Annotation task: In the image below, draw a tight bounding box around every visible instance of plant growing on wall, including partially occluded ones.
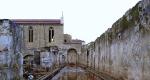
[120,16,129,32]
[12,63,19,71]
[130,2,140,22]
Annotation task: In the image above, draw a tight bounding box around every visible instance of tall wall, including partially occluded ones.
[0,19,23,80]
[80,1,150,80]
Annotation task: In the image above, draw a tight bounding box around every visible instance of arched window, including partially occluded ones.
[29,26,33,42]
[49,27,54,42]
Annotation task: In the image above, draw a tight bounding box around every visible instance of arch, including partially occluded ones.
[23,54,34,65]
[23,54,34,59]
[67,48,78,66]
[28,26,33,42]
[67,48,77,53]
[49,27,54,42]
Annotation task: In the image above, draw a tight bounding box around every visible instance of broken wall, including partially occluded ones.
[0,19,23,80]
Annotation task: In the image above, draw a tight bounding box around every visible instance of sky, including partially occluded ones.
[0,0,140,43]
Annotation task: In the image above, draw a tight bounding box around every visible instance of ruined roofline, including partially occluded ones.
[11,19,63,25]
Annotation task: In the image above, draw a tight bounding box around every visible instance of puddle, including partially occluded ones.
[51,66,102,80]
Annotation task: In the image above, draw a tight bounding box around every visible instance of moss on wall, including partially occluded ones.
[97,2,140,41]
[130,2,140,22]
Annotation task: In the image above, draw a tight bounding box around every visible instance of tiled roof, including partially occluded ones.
[11,19,63,25]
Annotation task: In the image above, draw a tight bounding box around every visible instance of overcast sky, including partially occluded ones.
[0,0,140,43]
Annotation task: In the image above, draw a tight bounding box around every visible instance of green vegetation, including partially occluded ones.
[119,3,140,32]
[13,63,19,71]
[107,31,113,43]
[130,2,140,22]
[119,16,130,32]
[113,3,140,33]
[98,2,141,42]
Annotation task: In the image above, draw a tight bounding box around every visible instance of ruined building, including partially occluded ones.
[11,19,84,67]
[0,0,149,80]
[0,18,84,79]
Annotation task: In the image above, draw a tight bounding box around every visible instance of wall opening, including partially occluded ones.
[28,26,33,42]
[49,27,54,42]
[67,48,78,66]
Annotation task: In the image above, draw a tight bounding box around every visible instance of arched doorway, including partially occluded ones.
[23,54,34,65]
[67,48,78,65]
[23,54,34,75]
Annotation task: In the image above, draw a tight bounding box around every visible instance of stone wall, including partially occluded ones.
[0,19,23,80]
[21,24,64,56]
[80,1,150,80]
[22,24,64,49]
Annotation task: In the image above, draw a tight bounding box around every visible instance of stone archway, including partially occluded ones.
[23,54,34,65]
[23,54,34,76]
[67,48,78,65]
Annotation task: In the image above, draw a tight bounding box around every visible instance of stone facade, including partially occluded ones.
[12,19,84,66]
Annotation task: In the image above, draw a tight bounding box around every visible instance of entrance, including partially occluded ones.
[67,48,78,65]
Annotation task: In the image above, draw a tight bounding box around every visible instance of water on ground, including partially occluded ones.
[51,66,102,80]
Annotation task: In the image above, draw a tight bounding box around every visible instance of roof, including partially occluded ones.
[64,39,84,44]
[11,19,63,25]
[71,39,84,43]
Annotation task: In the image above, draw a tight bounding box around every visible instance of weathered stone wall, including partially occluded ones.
[22,24,64,49]
[80,1,150,80]
[20,24,64,57]
[40,51,55,67]
[16,20,83,66]
[0,19,23,80]
[64,34,72,43]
